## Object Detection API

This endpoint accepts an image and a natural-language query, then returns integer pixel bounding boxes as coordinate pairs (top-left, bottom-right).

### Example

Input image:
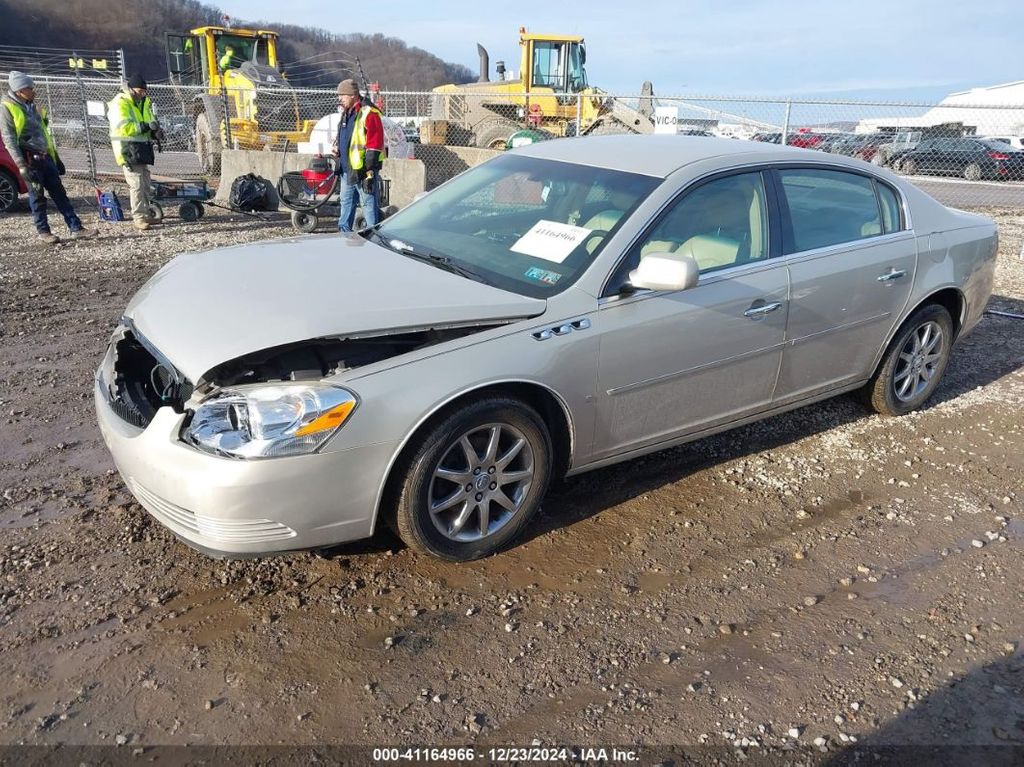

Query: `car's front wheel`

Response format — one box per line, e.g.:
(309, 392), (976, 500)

(862, 304), (953, 416)
(392, 395), (552, 561)
(0, 169), (19, 213)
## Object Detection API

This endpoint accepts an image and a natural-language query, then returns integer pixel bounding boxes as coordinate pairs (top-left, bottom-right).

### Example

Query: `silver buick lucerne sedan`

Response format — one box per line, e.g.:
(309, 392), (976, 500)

(95, 136), (997, 561)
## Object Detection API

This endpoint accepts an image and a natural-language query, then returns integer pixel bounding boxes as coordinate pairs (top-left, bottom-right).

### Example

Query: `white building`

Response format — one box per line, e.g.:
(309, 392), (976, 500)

(857, 80), (1024, 137)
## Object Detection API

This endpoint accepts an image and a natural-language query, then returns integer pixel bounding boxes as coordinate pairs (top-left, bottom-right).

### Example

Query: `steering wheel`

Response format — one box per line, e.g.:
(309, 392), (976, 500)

(583, 229), (609, 251)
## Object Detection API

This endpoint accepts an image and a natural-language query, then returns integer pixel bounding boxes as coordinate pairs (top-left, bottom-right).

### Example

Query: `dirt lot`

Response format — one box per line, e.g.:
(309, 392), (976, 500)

(1, 187), (1023, 761)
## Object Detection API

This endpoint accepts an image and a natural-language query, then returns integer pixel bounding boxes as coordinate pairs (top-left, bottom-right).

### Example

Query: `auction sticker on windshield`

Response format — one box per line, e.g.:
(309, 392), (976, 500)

(511, 220), (592, 263)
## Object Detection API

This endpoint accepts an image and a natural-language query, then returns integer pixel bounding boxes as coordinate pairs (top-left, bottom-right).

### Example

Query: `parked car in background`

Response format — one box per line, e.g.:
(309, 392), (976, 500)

(50, 115), (109, 149)
(161, 115), (196, 152)
(895, 137), (1024, 180)
(751, 132), (782, 143)
(0, 130), (28, 213)
(827, 133), (893, 164)
(818, 133), (857, 153)
(95, 135), (998, 561)
(872, 130), (923, 166)
(786, 130), (826, 149)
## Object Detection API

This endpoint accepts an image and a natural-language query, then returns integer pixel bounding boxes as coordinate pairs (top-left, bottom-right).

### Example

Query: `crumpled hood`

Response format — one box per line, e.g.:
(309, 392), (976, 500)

(125, 234), (546, 382)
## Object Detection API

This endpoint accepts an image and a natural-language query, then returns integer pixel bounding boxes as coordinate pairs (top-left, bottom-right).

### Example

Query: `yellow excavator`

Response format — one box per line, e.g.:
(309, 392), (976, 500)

(424, 28), (654, 149)
(166, 26), (318, 174)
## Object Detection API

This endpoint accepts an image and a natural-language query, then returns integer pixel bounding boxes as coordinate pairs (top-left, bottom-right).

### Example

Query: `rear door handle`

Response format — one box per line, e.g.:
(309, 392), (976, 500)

(877, 269), (907, 282)
(744, 301), (782, 318)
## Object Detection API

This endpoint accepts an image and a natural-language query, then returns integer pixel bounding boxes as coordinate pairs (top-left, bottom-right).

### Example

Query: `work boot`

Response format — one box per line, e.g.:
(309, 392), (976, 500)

(70, 227), (98, 239)
(133, 219), (151, 231)
(38, 232), (60, 245)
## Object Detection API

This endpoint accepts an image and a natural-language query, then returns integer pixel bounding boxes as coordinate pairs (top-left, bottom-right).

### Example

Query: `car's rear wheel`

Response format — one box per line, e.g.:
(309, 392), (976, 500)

(964, 163), (982, 181)
(899, 158), (917, 175)
(862, 304), (953, 416)
(0, 169), (18, 213)
(392, 395), (552, 561)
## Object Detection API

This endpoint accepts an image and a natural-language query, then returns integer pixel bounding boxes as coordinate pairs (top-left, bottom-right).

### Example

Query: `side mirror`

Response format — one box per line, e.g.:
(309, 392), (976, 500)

(627, 253), (699, 292)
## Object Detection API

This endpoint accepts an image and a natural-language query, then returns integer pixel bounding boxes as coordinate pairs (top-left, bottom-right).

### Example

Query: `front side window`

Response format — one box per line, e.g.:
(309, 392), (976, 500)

(779, 169), (883, 253)
(605, 172), (769, 294)
(376, 154), (659, 298)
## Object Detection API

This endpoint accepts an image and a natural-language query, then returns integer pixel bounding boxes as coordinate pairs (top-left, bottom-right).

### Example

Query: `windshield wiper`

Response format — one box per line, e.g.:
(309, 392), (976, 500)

(387, 238), (488, 283)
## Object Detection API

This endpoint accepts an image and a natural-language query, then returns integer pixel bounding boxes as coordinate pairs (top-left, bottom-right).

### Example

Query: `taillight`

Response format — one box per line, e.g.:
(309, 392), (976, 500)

(988, 151), (1009, 160)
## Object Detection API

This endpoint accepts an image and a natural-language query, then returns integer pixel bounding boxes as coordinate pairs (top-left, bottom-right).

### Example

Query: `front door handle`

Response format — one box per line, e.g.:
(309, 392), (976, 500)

(744, 301), (782, 318)
(877, 268), (907, 282)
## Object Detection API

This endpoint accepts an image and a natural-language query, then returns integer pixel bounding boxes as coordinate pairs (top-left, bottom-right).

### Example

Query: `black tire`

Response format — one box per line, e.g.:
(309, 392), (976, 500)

(147, 202), (164, 223)
(474, 122), (519, 151)
(0, 169), (18, 213)
(291, 210), (318, 233)
(354, 209), (367, 231)
(861, 304), (953, 416)
(899, 158), (917, 176)
(381, 204), (398, 219)
(195, 112), (221, 176)
(391, 396), (552, 561)
(963, 163), (982, 182)
(195, 202), (205, 219)
(179, 201), (201, 222)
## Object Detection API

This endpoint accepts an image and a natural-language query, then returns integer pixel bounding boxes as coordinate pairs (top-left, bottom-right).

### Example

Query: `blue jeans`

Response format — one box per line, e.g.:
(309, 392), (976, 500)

(27, 156), (83, 234)
(337, 172), (380, 232)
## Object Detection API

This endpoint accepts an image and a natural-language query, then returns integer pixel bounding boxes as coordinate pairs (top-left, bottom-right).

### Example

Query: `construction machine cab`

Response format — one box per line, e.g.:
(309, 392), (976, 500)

(521, 29), (589, 93)
(166, 27), (281, 89)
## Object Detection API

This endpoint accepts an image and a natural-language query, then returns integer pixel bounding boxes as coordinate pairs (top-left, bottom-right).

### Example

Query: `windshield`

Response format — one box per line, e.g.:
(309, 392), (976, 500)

(376, 154), (660, 298)
(216, 35), (257, 68)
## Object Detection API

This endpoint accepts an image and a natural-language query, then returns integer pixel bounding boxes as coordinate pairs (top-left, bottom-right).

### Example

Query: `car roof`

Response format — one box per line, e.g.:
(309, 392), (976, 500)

(513, 134), (818, 178)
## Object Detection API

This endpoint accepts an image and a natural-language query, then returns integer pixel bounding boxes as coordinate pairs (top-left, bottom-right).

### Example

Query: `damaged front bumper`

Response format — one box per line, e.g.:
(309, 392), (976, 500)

(94, 373), (398, 557)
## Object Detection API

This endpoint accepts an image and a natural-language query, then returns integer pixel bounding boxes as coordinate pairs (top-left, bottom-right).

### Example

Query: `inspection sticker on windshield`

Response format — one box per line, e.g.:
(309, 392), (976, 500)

(524, 266), (562, 285)
(511, 220), (591, 263)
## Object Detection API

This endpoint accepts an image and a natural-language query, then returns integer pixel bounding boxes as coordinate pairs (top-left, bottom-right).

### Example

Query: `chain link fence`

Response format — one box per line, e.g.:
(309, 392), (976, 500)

(3, 75), (1024, 210)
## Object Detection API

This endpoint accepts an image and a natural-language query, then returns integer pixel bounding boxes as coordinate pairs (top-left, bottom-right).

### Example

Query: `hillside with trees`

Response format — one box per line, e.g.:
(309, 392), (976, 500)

(0, 0), (474, 89)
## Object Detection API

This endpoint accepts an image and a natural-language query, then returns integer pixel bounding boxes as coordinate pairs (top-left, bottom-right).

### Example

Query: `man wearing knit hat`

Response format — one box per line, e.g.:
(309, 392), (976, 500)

(332, 78), (385, 232)
(107, 74), (161, 230)
(0, 71), (96, 243)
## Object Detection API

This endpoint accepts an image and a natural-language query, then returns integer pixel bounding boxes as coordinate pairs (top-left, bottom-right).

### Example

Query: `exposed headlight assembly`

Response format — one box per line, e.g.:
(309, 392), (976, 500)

(183, 384), (357, 459)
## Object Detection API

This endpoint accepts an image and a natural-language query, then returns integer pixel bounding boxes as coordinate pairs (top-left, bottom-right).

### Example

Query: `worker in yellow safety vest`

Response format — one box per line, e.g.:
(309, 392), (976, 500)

(107, 74), (161, 231)
(0, 70), (96, 243)
(219, 45), (237, 72)
(332, 78), (385, 232)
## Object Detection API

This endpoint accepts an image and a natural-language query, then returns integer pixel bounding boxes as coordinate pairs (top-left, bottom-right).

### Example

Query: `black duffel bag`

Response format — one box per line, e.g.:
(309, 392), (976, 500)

(122, 140), (155, 166)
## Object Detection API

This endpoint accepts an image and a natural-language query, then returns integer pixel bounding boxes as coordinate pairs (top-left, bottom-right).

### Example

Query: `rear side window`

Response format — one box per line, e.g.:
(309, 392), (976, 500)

(876, 182), (903, 234)
(779, 169), (883, 253)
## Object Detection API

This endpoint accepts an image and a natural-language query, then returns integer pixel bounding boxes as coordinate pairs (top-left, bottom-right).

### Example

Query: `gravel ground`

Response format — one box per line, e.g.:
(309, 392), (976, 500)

(1, 183), (1023, 760)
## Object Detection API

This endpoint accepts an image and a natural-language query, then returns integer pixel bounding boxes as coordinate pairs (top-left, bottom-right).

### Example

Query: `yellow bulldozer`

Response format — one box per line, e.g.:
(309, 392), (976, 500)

(423, 28), (655, 149)
(166, 26), (318, 174)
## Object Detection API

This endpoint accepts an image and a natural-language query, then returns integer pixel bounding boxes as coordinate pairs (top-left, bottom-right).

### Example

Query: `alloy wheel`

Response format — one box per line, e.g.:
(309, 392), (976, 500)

(893, 321), (945, 402)
(427, 423), (535, 542)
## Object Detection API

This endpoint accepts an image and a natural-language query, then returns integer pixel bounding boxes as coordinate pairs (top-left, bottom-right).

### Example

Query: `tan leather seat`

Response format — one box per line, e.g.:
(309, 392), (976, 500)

(639, 238), (680, 258)
(582, 209), (625, 253)
(675, 234), (741, 271)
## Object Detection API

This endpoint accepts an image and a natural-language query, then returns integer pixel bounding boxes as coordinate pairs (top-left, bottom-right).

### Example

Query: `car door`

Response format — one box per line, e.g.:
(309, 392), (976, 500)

(772, 167), (916, 405)
(591, 171), (789, 461)
(910, 139), (938, 172)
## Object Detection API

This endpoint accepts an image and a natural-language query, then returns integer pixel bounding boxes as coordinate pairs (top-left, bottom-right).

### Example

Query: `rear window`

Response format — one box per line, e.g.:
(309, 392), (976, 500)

(980, 139), (1018, 152)
(779, 169), (883, 253)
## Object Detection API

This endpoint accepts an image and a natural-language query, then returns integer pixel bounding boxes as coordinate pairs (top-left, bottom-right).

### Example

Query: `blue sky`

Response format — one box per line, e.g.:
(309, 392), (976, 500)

(214, 0), (1022, 101)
